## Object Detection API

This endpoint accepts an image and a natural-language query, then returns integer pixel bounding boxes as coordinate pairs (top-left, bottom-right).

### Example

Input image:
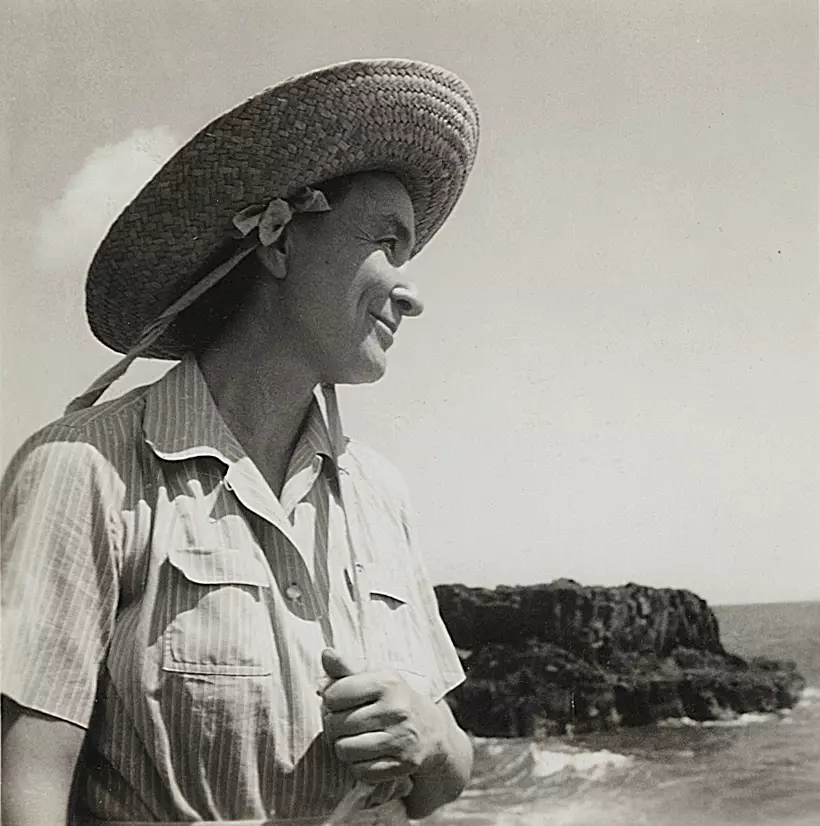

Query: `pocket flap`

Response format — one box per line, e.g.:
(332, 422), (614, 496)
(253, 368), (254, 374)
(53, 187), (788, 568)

(367, 565), (410, 605)
(167, 547), (270, 587)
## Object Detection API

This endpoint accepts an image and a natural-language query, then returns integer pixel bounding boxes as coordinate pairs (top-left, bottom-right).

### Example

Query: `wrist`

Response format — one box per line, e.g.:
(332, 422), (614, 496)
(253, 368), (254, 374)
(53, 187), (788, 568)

(415, 718), (450, 777)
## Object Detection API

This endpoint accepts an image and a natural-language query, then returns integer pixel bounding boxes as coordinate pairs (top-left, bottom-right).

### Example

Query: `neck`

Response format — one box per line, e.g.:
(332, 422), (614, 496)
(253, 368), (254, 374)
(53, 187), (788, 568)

(197, 322), (321, 497)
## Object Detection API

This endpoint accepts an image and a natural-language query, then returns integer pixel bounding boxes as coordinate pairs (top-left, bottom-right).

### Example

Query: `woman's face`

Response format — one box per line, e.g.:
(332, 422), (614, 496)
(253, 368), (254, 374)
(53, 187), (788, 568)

(280, 172), (424, 385)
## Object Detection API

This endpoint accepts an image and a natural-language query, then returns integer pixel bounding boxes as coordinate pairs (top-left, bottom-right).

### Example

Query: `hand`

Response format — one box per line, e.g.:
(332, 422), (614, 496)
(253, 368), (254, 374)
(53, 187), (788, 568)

(320, 649), (447, 784)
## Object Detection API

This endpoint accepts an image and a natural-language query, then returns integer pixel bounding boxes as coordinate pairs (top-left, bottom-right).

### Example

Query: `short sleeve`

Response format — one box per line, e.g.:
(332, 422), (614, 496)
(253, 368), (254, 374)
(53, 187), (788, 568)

(396, 484), (466, 703)
(1, 432), (122, 727)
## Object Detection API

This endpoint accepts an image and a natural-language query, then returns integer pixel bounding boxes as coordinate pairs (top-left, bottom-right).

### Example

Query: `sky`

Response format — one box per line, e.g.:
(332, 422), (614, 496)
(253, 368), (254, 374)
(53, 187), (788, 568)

(2, 0), (818, 606)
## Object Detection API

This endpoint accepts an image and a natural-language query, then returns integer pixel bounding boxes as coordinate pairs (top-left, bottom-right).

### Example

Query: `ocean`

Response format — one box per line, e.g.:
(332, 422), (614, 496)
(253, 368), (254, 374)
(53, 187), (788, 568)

(427, 601), (820, 826)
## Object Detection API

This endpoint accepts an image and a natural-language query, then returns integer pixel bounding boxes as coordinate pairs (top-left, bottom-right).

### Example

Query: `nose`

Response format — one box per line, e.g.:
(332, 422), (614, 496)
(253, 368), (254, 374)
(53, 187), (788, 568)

(390, 282), (424, 318)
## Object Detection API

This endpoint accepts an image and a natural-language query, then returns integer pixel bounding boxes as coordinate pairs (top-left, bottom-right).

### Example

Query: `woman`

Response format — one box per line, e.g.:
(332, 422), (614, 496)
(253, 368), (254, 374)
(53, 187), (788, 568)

(1, 59), (479, 824)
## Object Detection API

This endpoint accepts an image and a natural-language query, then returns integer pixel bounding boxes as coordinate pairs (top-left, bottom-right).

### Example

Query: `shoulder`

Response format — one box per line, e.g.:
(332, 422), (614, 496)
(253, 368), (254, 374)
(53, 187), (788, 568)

(2, 385), (151, 496)
(46, 382), (150, 440)
(342, 438), (411, 505)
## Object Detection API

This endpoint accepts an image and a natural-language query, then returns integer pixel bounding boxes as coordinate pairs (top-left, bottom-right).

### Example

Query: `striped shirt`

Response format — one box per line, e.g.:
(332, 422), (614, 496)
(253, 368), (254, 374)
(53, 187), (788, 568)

(1, 355), (464, 821)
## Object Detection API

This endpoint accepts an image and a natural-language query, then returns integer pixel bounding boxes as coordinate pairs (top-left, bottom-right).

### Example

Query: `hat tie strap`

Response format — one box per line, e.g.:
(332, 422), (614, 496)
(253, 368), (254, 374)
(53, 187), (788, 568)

(65, 187), (330, 413)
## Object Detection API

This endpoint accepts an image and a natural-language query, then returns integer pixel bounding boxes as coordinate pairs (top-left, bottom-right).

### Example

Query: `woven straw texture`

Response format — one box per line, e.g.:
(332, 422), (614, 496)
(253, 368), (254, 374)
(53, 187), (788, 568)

(86, 59), (480, 358)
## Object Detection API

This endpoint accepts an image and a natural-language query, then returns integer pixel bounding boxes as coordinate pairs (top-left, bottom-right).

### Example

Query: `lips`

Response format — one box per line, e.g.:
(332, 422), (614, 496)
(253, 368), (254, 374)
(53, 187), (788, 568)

(371, 314), (397, 334)
(370, 314), (397, 347)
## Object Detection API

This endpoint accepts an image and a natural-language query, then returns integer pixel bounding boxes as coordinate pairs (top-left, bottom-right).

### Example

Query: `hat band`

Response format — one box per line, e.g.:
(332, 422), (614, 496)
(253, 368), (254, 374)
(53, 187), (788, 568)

(65, 188), (331, 414)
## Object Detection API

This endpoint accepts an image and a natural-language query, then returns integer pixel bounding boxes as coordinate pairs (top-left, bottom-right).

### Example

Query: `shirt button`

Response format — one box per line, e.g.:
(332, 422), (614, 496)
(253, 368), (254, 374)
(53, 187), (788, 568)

(285, 583), (303, 603)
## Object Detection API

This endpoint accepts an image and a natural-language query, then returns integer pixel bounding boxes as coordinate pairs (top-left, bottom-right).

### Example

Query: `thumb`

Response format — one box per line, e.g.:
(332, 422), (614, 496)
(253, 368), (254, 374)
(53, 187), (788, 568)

(321, 648), (358, 681)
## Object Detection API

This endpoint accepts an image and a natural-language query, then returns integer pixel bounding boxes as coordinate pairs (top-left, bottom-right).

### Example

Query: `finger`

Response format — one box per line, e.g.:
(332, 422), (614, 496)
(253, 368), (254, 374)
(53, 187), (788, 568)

(349, 757), (410, 784)
(322, 673), (387, 712)
(321, 648), (357, 681)
(323, 703), (392, 742)
(333, 731), (398, 764)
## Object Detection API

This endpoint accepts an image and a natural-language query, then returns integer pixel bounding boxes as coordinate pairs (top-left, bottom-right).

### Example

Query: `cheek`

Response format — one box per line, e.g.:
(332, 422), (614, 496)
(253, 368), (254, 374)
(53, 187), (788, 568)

(355, 251), (394, 292)
(341, 257), (382, 308)
(291, 246), (383, 327)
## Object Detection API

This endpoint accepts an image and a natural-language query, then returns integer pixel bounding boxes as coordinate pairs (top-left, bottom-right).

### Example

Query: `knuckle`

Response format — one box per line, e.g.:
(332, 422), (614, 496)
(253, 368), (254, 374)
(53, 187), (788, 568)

(395, 705), (412, 723)
(384, 705), (412, 727)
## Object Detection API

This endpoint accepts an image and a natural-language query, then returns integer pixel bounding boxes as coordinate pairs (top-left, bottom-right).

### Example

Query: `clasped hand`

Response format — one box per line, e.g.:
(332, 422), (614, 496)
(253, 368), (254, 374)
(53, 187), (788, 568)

(320, 648), (446, 784)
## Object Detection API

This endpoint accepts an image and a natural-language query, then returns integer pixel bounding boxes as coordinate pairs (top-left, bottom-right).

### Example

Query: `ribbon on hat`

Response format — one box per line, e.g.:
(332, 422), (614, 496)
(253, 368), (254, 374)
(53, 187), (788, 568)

(231, 187), (330, 277)
(232, 186), (330, 244)
(65, 187), (331, 413)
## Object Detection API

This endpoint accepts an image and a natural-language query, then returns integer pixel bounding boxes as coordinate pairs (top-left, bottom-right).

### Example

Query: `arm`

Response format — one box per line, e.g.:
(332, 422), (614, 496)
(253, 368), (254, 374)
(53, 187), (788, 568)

(1, 437), (121, 825)
(402, 698), (473, 820)
(1, 698), (85, 826)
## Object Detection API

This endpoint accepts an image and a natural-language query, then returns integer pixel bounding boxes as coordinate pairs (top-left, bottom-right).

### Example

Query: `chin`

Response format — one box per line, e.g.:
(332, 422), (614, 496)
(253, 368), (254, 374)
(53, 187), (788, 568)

(332, 359), (387, 386)
(340, 368), (387, 386)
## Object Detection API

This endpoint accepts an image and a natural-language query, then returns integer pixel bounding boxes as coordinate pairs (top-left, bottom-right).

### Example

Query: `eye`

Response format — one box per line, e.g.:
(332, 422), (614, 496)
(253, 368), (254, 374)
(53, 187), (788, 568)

(378, 237), (399, 256)
(377, 236), (411, 266)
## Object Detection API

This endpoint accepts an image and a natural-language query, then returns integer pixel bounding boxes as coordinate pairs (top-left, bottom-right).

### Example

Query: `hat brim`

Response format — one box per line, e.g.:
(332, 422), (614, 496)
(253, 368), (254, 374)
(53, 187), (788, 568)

(85, 58), (480, 358)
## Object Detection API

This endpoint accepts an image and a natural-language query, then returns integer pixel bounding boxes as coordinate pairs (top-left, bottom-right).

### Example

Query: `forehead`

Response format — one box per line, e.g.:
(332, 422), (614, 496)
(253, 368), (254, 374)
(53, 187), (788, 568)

(335, 172), (414, 231)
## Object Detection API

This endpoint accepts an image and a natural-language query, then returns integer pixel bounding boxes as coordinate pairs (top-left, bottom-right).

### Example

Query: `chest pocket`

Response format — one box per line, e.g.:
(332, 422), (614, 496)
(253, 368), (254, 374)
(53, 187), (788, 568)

(365, 565), (431, 692)
(161, 547), (274, 676)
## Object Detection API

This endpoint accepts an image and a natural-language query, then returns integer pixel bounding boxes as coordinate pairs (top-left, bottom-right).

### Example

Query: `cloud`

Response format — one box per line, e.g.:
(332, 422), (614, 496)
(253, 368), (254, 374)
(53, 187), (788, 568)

(35, 126), (181, 275)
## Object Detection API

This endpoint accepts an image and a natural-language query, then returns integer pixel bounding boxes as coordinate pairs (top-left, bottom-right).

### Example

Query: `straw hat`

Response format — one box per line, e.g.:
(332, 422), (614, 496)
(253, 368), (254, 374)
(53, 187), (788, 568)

(85, 58), (480, 359)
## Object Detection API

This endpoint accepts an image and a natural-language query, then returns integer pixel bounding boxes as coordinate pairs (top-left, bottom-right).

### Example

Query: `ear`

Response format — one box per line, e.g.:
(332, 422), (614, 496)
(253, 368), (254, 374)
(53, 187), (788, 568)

(255, 232), (289, 280)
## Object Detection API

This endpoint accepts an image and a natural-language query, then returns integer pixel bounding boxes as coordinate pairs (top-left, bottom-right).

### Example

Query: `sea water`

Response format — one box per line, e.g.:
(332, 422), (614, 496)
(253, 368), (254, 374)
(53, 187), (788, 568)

(426, 601), (820, 826)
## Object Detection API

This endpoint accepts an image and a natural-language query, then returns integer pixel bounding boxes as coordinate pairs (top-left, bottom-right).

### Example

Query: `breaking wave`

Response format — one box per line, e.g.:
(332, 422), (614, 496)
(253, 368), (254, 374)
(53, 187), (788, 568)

(654, 685), (818, 728)
(465, 737), (634, 793)
(797, 686), (820, 708)
(657, 711), (788, 728)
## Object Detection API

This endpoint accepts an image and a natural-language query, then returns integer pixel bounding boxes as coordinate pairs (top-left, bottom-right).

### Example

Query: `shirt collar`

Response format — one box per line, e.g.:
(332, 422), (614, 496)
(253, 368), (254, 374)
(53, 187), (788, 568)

(284, 395), (338, 482)
(143, 354), (340, 477)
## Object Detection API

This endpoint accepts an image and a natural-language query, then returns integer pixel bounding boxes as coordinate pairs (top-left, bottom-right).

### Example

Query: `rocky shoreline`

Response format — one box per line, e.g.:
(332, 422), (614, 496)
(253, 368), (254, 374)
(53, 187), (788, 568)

(435, 580), (805, 737)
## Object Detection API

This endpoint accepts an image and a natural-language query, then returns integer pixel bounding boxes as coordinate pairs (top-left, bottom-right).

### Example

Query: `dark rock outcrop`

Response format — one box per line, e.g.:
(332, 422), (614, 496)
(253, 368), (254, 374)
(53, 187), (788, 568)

(435, 581), (805, 736)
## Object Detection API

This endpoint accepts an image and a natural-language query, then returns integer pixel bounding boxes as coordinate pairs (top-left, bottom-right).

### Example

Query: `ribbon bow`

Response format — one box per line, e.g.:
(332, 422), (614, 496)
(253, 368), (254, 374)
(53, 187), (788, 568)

(232, 187), (331, 246)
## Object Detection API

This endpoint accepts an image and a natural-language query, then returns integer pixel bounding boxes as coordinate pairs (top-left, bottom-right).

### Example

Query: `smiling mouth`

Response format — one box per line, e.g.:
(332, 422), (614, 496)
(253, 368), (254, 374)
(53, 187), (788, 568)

(371, 314), (397, 334)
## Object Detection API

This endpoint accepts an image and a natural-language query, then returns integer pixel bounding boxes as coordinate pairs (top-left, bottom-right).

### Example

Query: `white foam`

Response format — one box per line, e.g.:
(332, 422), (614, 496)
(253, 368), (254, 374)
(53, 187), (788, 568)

(797, 685), (820, 707)
(531, 747), (634, 780)
(658, 712), (778, 728)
